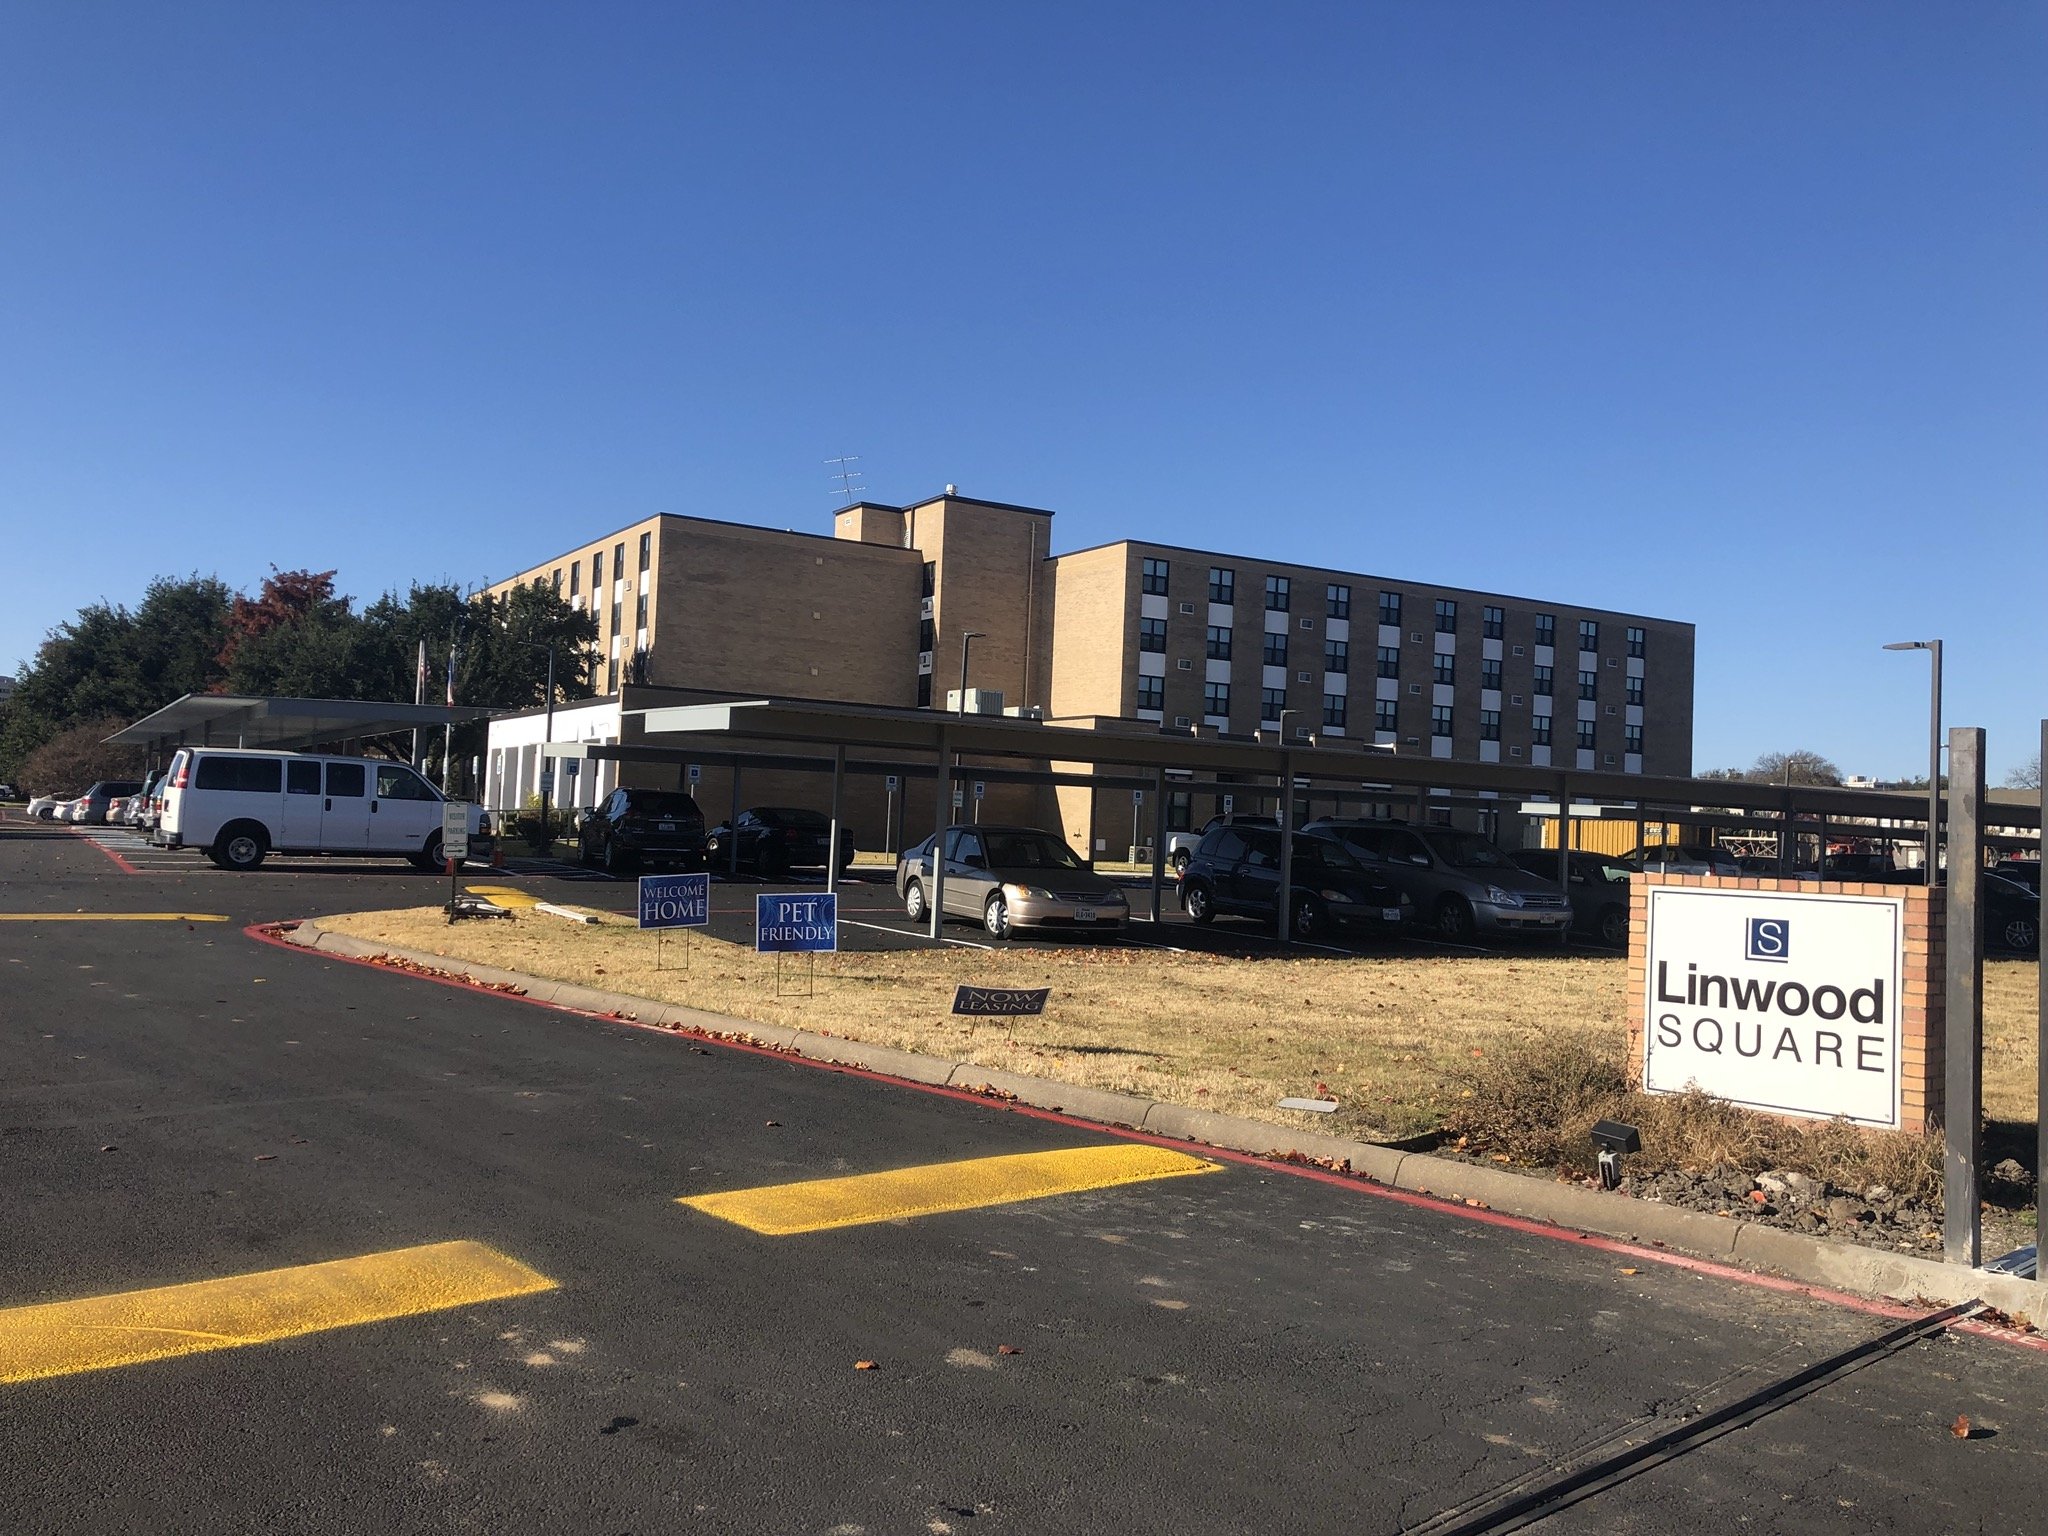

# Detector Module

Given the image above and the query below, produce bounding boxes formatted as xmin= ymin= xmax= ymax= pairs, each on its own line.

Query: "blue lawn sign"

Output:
xmin=756 ymin=892 xmax=838 ymax=953
xmin=639 ymin=871 xmax=710 ymax=930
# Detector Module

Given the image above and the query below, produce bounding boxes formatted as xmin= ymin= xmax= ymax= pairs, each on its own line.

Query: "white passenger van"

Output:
xmin=157 ymin=747 xmax=493 ymax=871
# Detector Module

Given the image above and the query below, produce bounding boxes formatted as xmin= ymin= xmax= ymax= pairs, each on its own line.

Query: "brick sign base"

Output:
xmin=1626 ymin=874 xmax=1946 ymax=1135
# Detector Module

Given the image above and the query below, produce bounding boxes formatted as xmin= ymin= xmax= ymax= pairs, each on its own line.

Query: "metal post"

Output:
xmin=2035 ymin=718 xmax=2046 ymax=1304
xmin=1943 ymin=726 xmax=1985 ymax=1268
xmin=1150 ymin=766 xmax=1166 ymax=923
xmin=957 ymin=631 xmax=986 ymax=712
xmin=930 ymin=726 xmax=949 ymax=940
xmin=728 ymin=765 xmax=742 ymax=878
xmin=1555 ymin=775 xmax=1571 ymax=891
xmin=1278 ymin=748 xmax=1296 ymax=944
xmin=827 ymin=745 xmax=845 ymax=897
xmin=1928 ymin=640 xmax=1943 ymax=882
xmin=538 ymin=646 xmax=556 ymax=854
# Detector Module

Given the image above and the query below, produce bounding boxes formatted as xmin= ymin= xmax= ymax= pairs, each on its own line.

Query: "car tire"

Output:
xmin=984 ymin=893 xmax=1010 ymax=938
xmin=580 ymin=835 xmax=597 ymax=867
xmin=604 ymin=839 xmax=629 ymax=877
xmin=1999 ymin=914 xmax=2039 ymax=954
xmin=1434 ymin=896 xmax=1475 ymax=942
xmin=410 ymin=833 xmax=444 ymax=871
xmin=904 ymin=879 xmax=928 ymax=924
xmin=760 ymin=846 xmax=789 ymax=881
xmin=213 ymin=822 xmax=268 ymax=872
xmin=1290 ymin=894 xmax=1327 ymax=942
xmin=1597 ymin=904 xmax=1627 ymax=948
xmin=1184 ymin=881 xmax=1216 ymax=924
xmin=1171 ymin=849 xmax=1191 ymax=875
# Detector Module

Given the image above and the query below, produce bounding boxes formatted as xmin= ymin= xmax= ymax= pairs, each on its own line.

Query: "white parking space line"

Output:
xmin=840 ymin=918 xmax=994 ymax=951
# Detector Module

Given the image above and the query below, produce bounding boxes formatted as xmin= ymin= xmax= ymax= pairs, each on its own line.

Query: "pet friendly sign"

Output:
xmin=755 ymin=892 xmax=838 ymax=953
xmin=1642 ymin=887 xmax=1903 ymax=1128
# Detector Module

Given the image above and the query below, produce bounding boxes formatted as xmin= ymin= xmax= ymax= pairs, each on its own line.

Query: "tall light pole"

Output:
xmin=515 ymin=639 xmax=558 ymax=853
xmin=1276 ymin=707 xmax=1301 ymax=944
xmin=1883 ymin=639 xmax=1943 ymax=884
xmin=957 ymin=631 xmax=988 ymax=713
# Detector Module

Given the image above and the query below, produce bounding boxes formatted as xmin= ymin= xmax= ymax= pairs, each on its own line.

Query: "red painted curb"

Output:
xmin=241 ymin=918 xmax=2048 ymax=1355
xmin=73 ymin=827 xmax=140 ymax=875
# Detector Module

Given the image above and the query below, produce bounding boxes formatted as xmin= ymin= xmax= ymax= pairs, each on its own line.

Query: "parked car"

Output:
xmin=1623 ymin=842 xmax=1743 ymax=877
xmin=1179 ymin=823 xmax=1412 ymax=941
xmin=896 ymin=824 xmax=1128 ymax=937
xmin=65 ymin=780 xmax=143 ymax=826
xmin=0 ymin=782 xmax=16 ymax=800
xmin=1305 ymin=819 xmax=1573 ymax=942
xmin=707 ymin=806 xmax=854 ymax=877
xmin=578 ymin=788 xmax=708 ymax=874
xmin=24 ymin=794 xmax=62 ymax=820
xmin=1164 ymin=812 xmax=1278 ymax=875
xmin=158 ymin=748 xmax=491 ymax=871
xmin=1994 ymin=859 xmax=2041 ymax=897
xmin=1506 ymin=849 xmax=1637 ymax=946
xmin=1984 ymin=873 xmax=2040 ymax=955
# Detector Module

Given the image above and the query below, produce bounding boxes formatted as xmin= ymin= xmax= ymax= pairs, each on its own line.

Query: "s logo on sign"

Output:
xmin=1746 ymin=917 xmax=1791 ymax=963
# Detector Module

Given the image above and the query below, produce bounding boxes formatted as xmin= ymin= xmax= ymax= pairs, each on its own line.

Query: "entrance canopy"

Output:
xmin=106 ymin=695 xmax=500 ymax=754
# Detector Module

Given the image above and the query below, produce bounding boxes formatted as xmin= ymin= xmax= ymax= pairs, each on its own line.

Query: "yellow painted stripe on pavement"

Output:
xmin=679 ymin=1144 xmax=1222 ymax=1236
xmin=0 ymin=1240 xmax=555 ymax=1385
xmin=463 ymin=883 xmax=542 ymax=909
xmin=0 ymin=913 xmax=230 ymax=922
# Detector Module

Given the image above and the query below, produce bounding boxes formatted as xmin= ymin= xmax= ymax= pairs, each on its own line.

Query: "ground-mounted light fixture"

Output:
xmin=1590 ymin=1118 xmax=1641 ymax=1190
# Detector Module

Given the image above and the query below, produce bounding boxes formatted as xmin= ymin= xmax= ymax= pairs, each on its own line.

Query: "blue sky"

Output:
xmin=2 ymin=3 xmax=2041 ymax=781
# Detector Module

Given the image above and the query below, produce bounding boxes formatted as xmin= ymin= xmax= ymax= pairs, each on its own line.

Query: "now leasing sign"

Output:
xmin=1642 ymin=887 xmax=1904 ymax=1128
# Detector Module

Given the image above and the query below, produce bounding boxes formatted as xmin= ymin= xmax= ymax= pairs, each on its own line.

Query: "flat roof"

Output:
xmin=619 ymin=697 xmax=2037 ymax=832
xmin=107 ymin=695 xmax=501 ymax=751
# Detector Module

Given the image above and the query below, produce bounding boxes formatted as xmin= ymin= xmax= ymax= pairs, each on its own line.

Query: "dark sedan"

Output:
xmin=707 ymin=806 xmax=854 ymax=878
xmin=1507 ymin=849 xmax=1638 ymax=947
xmin=578 ymin=788 xmax=708 ymax=874
xmin=1180 ymin=824 xmax=1412 ymax=942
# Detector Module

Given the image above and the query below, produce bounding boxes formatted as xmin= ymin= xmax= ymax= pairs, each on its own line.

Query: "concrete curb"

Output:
xmin=280 ymin=919 xmax=2046 ymax=1320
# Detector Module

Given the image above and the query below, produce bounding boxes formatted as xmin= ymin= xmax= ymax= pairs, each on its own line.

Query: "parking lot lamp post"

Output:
xmin=1277 ymin=708 xmax=1300 ymax=946
xmin=513 ymin=640 xmax=559 ymax=855
xmin=1883 ymin=640 xmax=1943 ymax=884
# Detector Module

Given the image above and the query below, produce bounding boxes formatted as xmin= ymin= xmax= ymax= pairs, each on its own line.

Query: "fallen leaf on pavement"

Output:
xmin=1619 ymin=1267 xmax=1640 ymax=1276
xmin=997 ymin=1345 xmax=1021 ymax=1356
xmin=1951 ymin=1414 xmax=1972 ymax=1439
xmin=765 ymin=1120 xmax=781 ymax=1127
xmin=854 ymin=1360 xmax=878 ymax=1371
xmin=254 ymin=1154 xmax=277 ymax=1162
xmin=99 ymin=1145 xmax=117 ymax=1153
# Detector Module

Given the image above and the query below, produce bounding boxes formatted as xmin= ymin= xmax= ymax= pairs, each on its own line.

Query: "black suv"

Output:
xmin=1180 ymin=824 xmax=1412 ymax=941
xmin=578 ymin=789 xmax=708 ymax=874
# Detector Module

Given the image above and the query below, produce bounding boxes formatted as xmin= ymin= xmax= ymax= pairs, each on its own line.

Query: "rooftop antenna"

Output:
xmin=826 ymin=455 xmax=866 ymax=504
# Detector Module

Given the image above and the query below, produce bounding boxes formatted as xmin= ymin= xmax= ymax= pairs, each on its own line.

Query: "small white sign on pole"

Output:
xmin=441 ymin=801 xmax=470 ymax=863
xmin=1642 ymin=886 xmax=1904 ymax=1128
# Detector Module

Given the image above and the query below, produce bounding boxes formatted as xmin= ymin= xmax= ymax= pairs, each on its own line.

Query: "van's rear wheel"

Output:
xmin=213 ymin=823 xmax=268 ymax=872
xmin=409 ymin=833 xmax=445 ymax=871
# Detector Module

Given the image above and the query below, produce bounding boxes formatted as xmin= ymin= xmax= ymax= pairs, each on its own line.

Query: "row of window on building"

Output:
xmin=1139 ymin=675 xmax=1645 ymax=749
xmin=1142 ymin=558 xmax=1648 ymax=655
xmin=547 ymin=531 xmax=656 ymax=605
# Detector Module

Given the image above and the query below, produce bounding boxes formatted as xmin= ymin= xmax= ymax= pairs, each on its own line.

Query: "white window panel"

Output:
xmin=1482 ymin=637 xmax=1503 ymax=661
xmin=1433 ymin=683 xmax=1454 ymax=707
xmin=1578 ymin=699 xmax=1597 ymax=722
xmin=1481 ymin=688 xmax=1502 ymax=711
xmin=1625 ymin=753 xmax=1644 ymax=774
xmin=1627 ymin=655 xmax=1645 ymax=679
xmin=1326 ymin=616 xmax=1349 ymax=643
xmin=1431 ymin=736 xmax=1453 ymax=759
xmin=636 ymin=628 xmax=648 ymax=649
xmin=1378 ymin=623 xmax=1402 ymax=649
xmin=609 ymin=634 xmax=621 ymax=656
xmin=1206 ymin=658 xmax=1232 ymax=684
xmin=1479 ymin=740 xmax=1501 ymax=764
xmin=1140 ymin=593 xmax=1169 ymax=620
xmin=1531 ymin=694 xmax=1552 ymax=717
xmin=1375 ymin=730 xmax=1398 ymax=748
xmin=1434 ymin=631 xmax=1456 ymax=656
xmin=1204 ymin=714 xmax=1229 ymax=730
xmin=1137 ymin=651 xmax=1166 ymax=678
xmin=1376 ymin=676 xmax=1399 ymax=702
xmin=1137 ymin=709 xmax=1163 ymax=723
xmin=1263 ymin=664 xmax=1288 ymax=689
xmin=1579 ymin=649 xmax=1599 ymax=672
xmin=1626 ymin=703 xmax=1644 ymax=726
xmin=1209 ymin=601 xmax=1234 ymax=628
xmin=1322 ymin=725 xmax=1346 ymax=738
xmin=1264 ymin=608 xmax=1291 ymax=635
xmin=1534 ymin=643 xmax=1554 ymax=667
xmin=1531 ymin=744 xmax=1552 ymax=768
xmin=1577 ymin=748 xmax=1596 ymax=770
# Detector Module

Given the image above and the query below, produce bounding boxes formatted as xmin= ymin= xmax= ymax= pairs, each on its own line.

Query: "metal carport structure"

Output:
xmin=107 ymin=695 xmax=502 ymax=762
xmin=532 ymin=697 xmax=2041 ymax=944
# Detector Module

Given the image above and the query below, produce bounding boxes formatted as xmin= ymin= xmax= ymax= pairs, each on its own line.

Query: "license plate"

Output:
xmin=659 ymin=821 xmax=676 ymax=831
xmin=1073 ymin=908 xmax=1097 ymax=922
xmin=1382 ymin=907 xmax=1403 ymax=922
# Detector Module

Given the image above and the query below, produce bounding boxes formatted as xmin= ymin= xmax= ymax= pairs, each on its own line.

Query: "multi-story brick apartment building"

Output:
xmin=481 ymin=490 xmax=1694 ymax=854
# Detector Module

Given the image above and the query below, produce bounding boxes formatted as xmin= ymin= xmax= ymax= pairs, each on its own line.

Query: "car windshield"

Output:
xmin=982 ymin=831 xmax=1087 ymax=871
xmin=626 ymin=792 xmax=698 ymax=817
xmin=765 ymin=808 xmax=829 ymax=829
xmin=1426 ymin=831 xmax=1514 ymax=870
xmin=1295 ymin=836 xmax=1366 ymax=877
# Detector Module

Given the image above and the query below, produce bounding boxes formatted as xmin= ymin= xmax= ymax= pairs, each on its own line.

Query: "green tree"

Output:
xmin=1748 ymin=750 xmax=1844 ymax=787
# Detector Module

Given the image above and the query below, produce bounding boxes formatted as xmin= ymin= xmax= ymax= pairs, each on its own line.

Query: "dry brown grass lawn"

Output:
xmin=316 ymin=905 xmax=2041 ymax=1156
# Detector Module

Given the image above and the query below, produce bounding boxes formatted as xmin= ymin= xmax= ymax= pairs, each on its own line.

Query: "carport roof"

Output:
xmin=613 ymin=697 xmax=2040 ymax=833
xmin=106 ymin=694 xmax=500 ymax=752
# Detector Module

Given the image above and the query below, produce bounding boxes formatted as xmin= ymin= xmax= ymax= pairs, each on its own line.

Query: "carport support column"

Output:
xmin=1555 ymin=774 xmax=1571 ymax=890
xmin=1277 ymin=751 xmax=1294 ymax=945
xmin=1149 ymin=767 xmax=1166 ymax=923
xmin=1942 ymin=726 xmax=1985 ymax=1269
xmin=2037 ymin=718 xmax=2047 ymax=1309
xmin=930 ymin=726 xmax=949 ymax=940
xmin=826 ymin=746 xmax=845 ymax=897
xmin=728 ymin=763 xmax=742 ymax=878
